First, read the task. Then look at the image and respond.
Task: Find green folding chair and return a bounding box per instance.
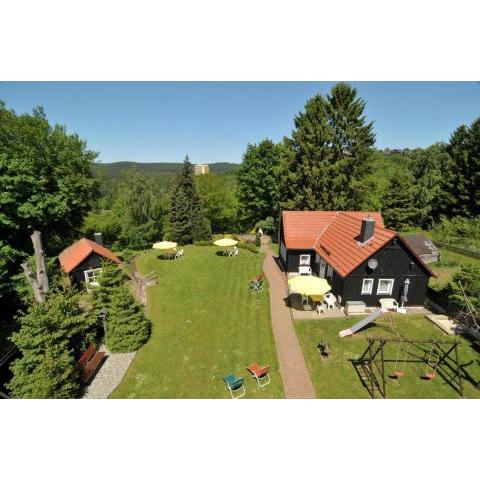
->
[223,374,246,399]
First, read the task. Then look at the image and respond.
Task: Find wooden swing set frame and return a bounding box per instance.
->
[353,337,464,399]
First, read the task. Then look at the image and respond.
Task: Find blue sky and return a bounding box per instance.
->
[0,82,479,164]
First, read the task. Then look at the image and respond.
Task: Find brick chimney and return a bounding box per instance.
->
[359,217,375,243]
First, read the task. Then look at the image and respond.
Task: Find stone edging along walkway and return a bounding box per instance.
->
[261,241,316,399]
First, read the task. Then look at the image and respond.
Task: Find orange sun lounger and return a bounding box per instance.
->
[247,363,271,387]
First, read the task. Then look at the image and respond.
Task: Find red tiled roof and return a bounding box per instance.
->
[282,211,434,278]
[59,238,122,274]
[281,211,338,249]
[282,211,384,249]
[313,212,395,277]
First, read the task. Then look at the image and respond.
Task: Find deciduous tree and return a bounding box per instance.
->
[382,171,420,230]
[445,118,480,217]
[236,139,283,229]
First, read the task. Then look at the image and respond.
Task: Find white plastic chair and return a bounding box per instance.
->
[298,265,312,275]
[175,249,184,259]
[379,298,399,311]
[324,292,336,309]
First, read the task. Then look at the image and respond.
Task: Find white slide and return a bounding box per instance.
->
[339,309,385,337]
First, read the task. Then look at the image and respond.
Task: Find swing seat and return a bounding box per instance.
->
[392,370,405,378]
[424,372,436,380]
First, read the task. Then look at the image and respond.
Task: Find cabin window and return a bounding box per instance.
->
[299,254,311,266]
[84,268,102,286]
[377,278,394,295]
[361,278,374,295]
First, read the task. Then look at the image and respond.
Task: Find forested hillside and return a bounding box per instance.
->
[94,161,238,180]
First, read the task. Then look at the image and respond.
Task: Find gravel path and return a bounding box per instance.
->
[83,345,136,399]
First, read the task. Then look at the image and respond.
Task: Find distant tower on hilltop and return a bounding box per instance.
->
[194,164,210,175]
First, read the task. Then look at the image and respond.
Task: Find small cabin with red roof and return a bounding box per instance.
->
[59,234,122,287]
[279,211,435,307]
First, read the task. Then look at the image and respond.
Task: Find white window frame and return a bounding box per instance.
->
[361,278,374,295]
[377,278,394,295]
[84,268,102,286]
[299,254,311,266]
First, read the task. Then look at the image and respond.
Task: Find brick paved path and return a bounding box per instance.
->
[262,242,316,398]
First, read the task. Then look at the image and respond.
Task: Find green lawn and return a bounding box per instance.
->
[295,314,480,399]
[429,248,479,291]
[112,246,284,398]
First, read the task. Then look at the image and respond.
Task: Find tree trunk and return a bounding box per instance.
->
[31,231,49,295]
[22,230,49,304]
[22,262,45,304]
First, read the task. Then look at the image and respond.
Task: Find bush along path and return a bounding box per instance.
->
[83,264,151,399]
[261,239,316,398]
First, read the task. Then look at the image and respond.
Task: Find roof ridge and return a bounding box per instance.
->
[312,211,340,247]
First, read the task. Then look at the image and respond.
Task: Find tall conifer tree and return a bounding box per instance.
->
[281,82,375,211]
[168,156,211,243]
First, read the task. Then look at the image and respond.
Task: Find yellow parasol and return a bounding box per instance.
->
[152,241,178,250]
[287,276,331,297]
[213,238,238,247]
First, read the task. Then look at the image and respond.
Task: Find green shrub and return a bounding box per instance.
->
[119,249,134,264]
[194,240,214,246]
[105,285,151,353]
[448,264,480,311]
[237,242,259,254]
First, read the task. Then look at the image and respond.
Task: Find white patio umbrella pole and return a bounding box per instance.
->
[400,278,410,308]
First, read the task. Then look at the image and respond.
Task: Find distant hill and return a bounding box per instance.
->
[93,161,239,180]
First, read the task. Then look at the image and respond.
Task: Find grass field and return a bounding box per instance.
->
[429,248,479,291]
[112,245,284,398]
[295,314,480,399]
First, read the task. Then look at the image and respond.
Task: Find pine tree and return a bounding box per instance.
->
[382,172,420,230]
[105,284,151,353]
[168,156,211,243]
[92,261,126,306]
[9,343,79,399]
[281,82,375,211]
[7,291,94,398]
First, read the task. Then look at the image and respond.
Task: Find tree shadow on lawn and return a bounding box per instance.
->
[156,254,177,261]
